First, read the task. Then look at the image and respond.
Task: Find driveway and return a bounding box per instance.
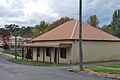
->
[0,53,117,80]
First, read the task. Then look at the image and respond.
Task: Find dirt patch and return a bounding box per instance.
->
[69,66,120,79]
[84,68,120,79]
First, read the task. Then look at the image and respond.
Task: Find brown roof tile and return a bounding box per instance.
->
[32,20,120,42]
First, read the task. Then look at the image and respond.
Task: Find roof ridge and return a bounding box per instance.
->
[70,20,78,39]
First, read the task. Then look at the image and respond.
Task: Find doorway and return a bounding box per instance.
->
[54,48,57,63]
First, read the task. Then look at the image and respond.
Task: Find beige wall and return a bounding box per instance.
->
[59,48,71,63]
[71,40,79,63]
[28,40,120,63]
[72,41,120,63]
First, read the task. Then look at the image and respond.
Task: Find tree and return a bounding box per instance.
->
[87,15,99,28]
[101,24,117,36]
[48,16,73,30]
[111,9,120,37]
[5,24,20,36]
[32,21,49,38]
[32,17,73,38]
[19,26,33,38]
[5,24,33,38]
[0,28,11,49]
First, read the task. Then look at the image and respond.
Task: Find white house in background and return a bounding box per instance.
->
[9,36,32,50]
[9,36,23,50]
[23,38,32,44]
[0,40,3,47]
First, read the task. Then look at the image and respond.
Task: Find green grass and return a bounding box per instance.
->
[3,51,22,57]
[7,58,68,67]
[84,60,120,64]
[91,67,120,74]
[104,64,120,68]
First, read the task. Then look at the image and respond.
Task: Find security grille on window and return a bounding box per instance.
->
[46,48,50,56]
[60,48,66,58]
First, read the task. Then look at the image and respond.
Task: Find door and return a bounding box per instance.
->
[54,48,57,63]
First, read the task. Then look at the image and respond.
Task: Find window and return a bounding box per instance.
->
[37,48,40,57]
[46,48,50,57]
[60,48,67,58]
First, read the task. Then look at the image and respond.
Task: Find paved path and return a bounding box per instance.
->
[0,53,118,80]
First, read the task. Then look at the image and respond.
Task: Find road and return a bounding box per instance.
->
[0,54,117,80]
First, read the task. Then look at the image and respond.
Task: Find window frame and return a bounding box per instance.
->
[37,47,40,57]
[60,48,67,58]
[46,48,51,57]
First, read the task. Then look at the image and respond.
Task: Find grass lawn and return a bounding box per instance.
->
[7,58,68,67]
[3,51,22,57]
[91,67,120,74]
[104,64,120,68]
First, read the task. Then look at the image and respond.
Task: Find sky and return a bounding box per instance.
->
[0,0,120,27]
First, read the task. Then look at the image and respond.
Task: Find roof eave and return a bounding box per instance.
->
[32,39,76,42]
[83,39,120,42]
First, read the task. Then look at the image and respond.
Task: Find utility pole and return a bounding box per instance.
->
[79,0,83,71]
[14,25,17,60]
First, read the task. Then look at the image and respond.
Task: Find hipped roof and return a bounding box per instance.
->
[32,20,120,42]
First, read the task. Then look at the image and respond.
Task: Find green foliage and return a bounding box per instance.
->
[5,24,33,38]
[4,24,20,36]
[105,64,120,68]
[111,9,120,37]
[4,16,73,38]
[32,16,73,38]
[4,51,22,57]
[18,26,33,38]
[48,16,73,30]
[32,21,49,38]
[100,9,120,37]
[101,25,117,36]
[87,15,99,28]
[91,67,120,74]
[7,58,68,67]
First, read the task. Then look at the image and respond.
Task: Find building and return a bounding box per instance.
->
[23,20,120,64]
[10,36,23,50]
[10,36,32,50]
[22,38,32,44]
[0,40,3,47]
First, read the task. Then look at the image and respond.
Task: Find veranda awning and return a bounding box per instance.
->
[23,41,72,48]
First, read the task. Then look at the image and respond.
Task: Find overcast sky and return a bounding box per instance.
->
[0,0,120,27]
